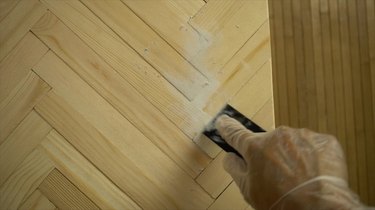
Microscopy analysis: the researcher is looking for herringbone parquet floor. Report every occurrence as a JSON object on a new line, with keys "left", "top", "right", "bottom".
{"left": 0, "top": 0, "right": 272, "bottom": 209}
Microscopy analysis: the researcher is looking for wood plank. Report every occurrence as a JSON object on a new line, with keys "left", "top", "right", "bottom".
{"left": 291, "top": 0, "right": 308, "bottom": 127}
{"left": 283, "top": 0, "right": 299, "bottom": 127}
{"left": 172, "top": 0, "right": 205, "bottom": 17}
{"left": 41, "top": 130, "right": 141, "bottom": 210}
{"left": 268, "top": 0, "right": 280, "bottom": 126}
{"left": 39, "top": 169, "right": 100, "bottom": 210}
{"left": 229, "top": 60, "right": 272, "bottom": 119}
{"left": 0, "top": 148, "right": 54, "bottom": 209}
{"left": 0, "top": 0, "right": 21, "bottom": 21}
{"left": 0, "top": 71, "right": 50, "bottom": 144}
{"left": 252, "top": 98, "right": 275, "bottom": 131}
{"left": 189, "top": 0, "right": 268, "bottom": 76}
{"left": 195, "top": 21, "right": 271, "bottom": 115}
{"left": 368, "top": 0, "right": 375, "bottom": 128}
{"left": 357, "top": 0, "right": 375, "bottom": 205}
{"left": 270, "top": 0, "right": 290, "bottom": 126}
{"left": 0, "top": 0, "right": 46, "bottom": 61}
{"left": 81, "top": 0, "right": 208, "bottom": 101}
{"left": 366, "top": 0, "right": 375, "bottom": 205}
{"left": 196, "top": 152, "right": 231, "bottom": 198}
{"left": 34, "top": 48, "right": 210, "bottom": 178}
{"left": 347, "top": 0, "right": 368, "bottom": 202}
{"left": 270, "top": 0, "right": 375, "bottom": 203}
{"left": 189, "top": 0, "right": 246, "bottom": 36}
{"left": 311, "top": 0, "right": 328, "bottom": 132}
{"left": 19, "top": 189, "right": 56, "bottom": 210}
{"left": 122, "top": 0, "right": 208, "bottom": 60}
{"left": 208, "top": 182, "right": 248, "bottom": 210}
{"left": 35, "top": 90, "right": 213, "bottom": 209}
{"left": 32, "top": 51, "right": 211, "bottom": 205}
{"left": 0, "top": 32, "right": 48, "bottom": 103}
{"left": 328, "top": 0, "right": 346, "bottom": 153}
{"left": 337, "top": 0, "right": 359, "bottom": 194}
{"left": 0, "top": 111, "right": 51, "bottom": 186}
{"left": 320, "top": 0, "right": 337, "bottom": 134}
{"left": 301, "top": 0, "right": 318, "bottom": 130}
{"left": 32, "top": 5, "right": 211, "bottom": 139}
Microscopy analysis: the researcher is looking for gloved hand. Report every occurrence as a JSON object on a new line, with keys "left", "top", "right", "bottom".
{"left": 216, "top": 115, "right": 365, "bottom": 210}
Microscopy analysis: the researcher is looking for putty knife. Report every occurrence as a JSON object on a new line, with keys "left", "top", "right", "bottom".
{"left": 203, "top": 104, "right": 265, "bottom": 158}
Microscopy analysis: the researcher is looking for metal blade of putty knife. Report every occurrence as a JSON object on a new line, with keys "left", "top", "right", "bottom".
{"left": 203, "top": 104, "right": 265, "bottom": 159}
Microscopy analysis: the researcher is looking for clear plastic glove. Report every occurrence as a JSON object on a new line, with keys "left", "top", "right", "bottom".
{"left": 216, "top": 115, "right": 366, "bottom": 210}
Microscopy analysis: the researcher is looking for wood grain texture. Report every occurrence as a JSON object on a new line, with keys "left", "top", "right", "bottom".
{"left": 269, "top": 0, "right": 375, "bottom": 205}
{"left": 0, "top": 71, "right": 50, "bottom": 143}
{"left": 0, "top": 0, "right": 21, "bottom": 21}
{"left": 0, "top": 0, "right": 274, "bottom": 208}
{"left": 122, "top": 0, "right": 208, "bottom": 60}
{"left": 230, "top": 60, "right": 273, "bottom": 119}
{"left": 0, "top": 0, "right": 46, "bottom": 61}
{"left": 32, "top": 2, "right": 211, "bottom": 139}
{"left": 33, "top": 46, "right": 209, "bottom": 178}
{"left": 19, "top": 190, "right": 56, "bottom": 210}
{"left": 0, "top": 149, "right": 54, "bottom": 209}
{"left": 39, "top": 169, "right": 100, "bottom": 210}
{"left": 190, "top": 0, "right": 245, "bottom": 36}
{"left": 252, "top": 98, "right": 275, "bottom": 131}
{"left": 31, "top": 48, "right": 213, "bottom": 206}
{"left": 337, "top": 0, "right": 359, "bottom": 193}
{"left": 365, "top": 0, "right": 375, "bottom": 201}
{"left": 32, "top": 44, "right": 214, "bottom": 208}
{"left": 347, "top": 0, "right": 368, "bottom": 202}
{"left": 189, "top": 0, "right": 268, "bottom": 75}
{"left": 35, "top": 90, "right": 213, "bottom": 210}
{"left": 195, "top": 21, "right": 271, "bottom": 115}
{"left": 328, "top": 0, "right": 346, "bottom": 154}
{"left": 31, "top": 10, "right": 211, "bottom": 175}
{"left": 81, "top": 0, "right": 209, "bottom": 101}
{"left": 208, "top": 182, "right": 249, "bottom": 210}
{"left": 41, "top": 130, "right": 141, "bottom": 210}
{"left": 0, "top": 111, "right": 51, "bottom": 186}
{"left": 196, "top": 152, "right": 232, "bottom": 198}
{"left": 0, "top": 33, "right": 48, "bottom": 104}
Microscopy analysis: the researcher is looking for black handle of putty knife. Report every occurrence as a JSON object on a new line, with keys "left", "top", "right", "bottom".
{"left": 203, "top": 105, "right": 266, "bottom": 159}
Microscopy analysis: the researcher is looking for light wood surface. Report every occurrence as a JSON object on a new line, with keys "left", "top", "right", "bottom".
{"left": 208, "top": 182, "right": 251, "bottom": 210}
{"left": 189, "top": 0, "right": 268, "bottom": 75}
{"left": 35, "top": 0, "right": 211, "bottom": 139}
{"left": 0, "top": 71, "right": 50, "bottom": 143}
{"left": 18, "top": 190, "right": 56, "bottom": 210}
{"left": 0, "top": 149, "right": 54, "bottom": 209}
{"left": 122, "top": 0, "right": 207, "bottom": 60}
{"left": 2, "top": 0, "right": 374, "bottom": 208}
{"left": 0, "top": 111, "right": 51, "bottom": 186}
{"left": 81, "top": 0, "right": 208, "bottom": 101}
{"left": 196, "top": 152, "right": 231, "bottom": 198}
{"left": 0, "top": 0, "right": 270, "bottom": 209}
{"left": 269, "top": 0, "right": 375, "bottom": 205}
{"left": 39, "top": 169, "right": 99, "bottom": 210}
{"left": 41, "top": 130, "right": 141, "bottom": 210}
{"left": 0, "top": 0, "right": 46, "bottom": 61}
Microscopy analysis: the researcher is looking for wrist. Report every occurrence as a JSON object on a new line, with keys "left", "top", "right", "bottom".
{"left": 272, "top": 176, "right": 363, "bottom": 210}
{"left": 313, "top": 181, "right": 363, "bottom": 210}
